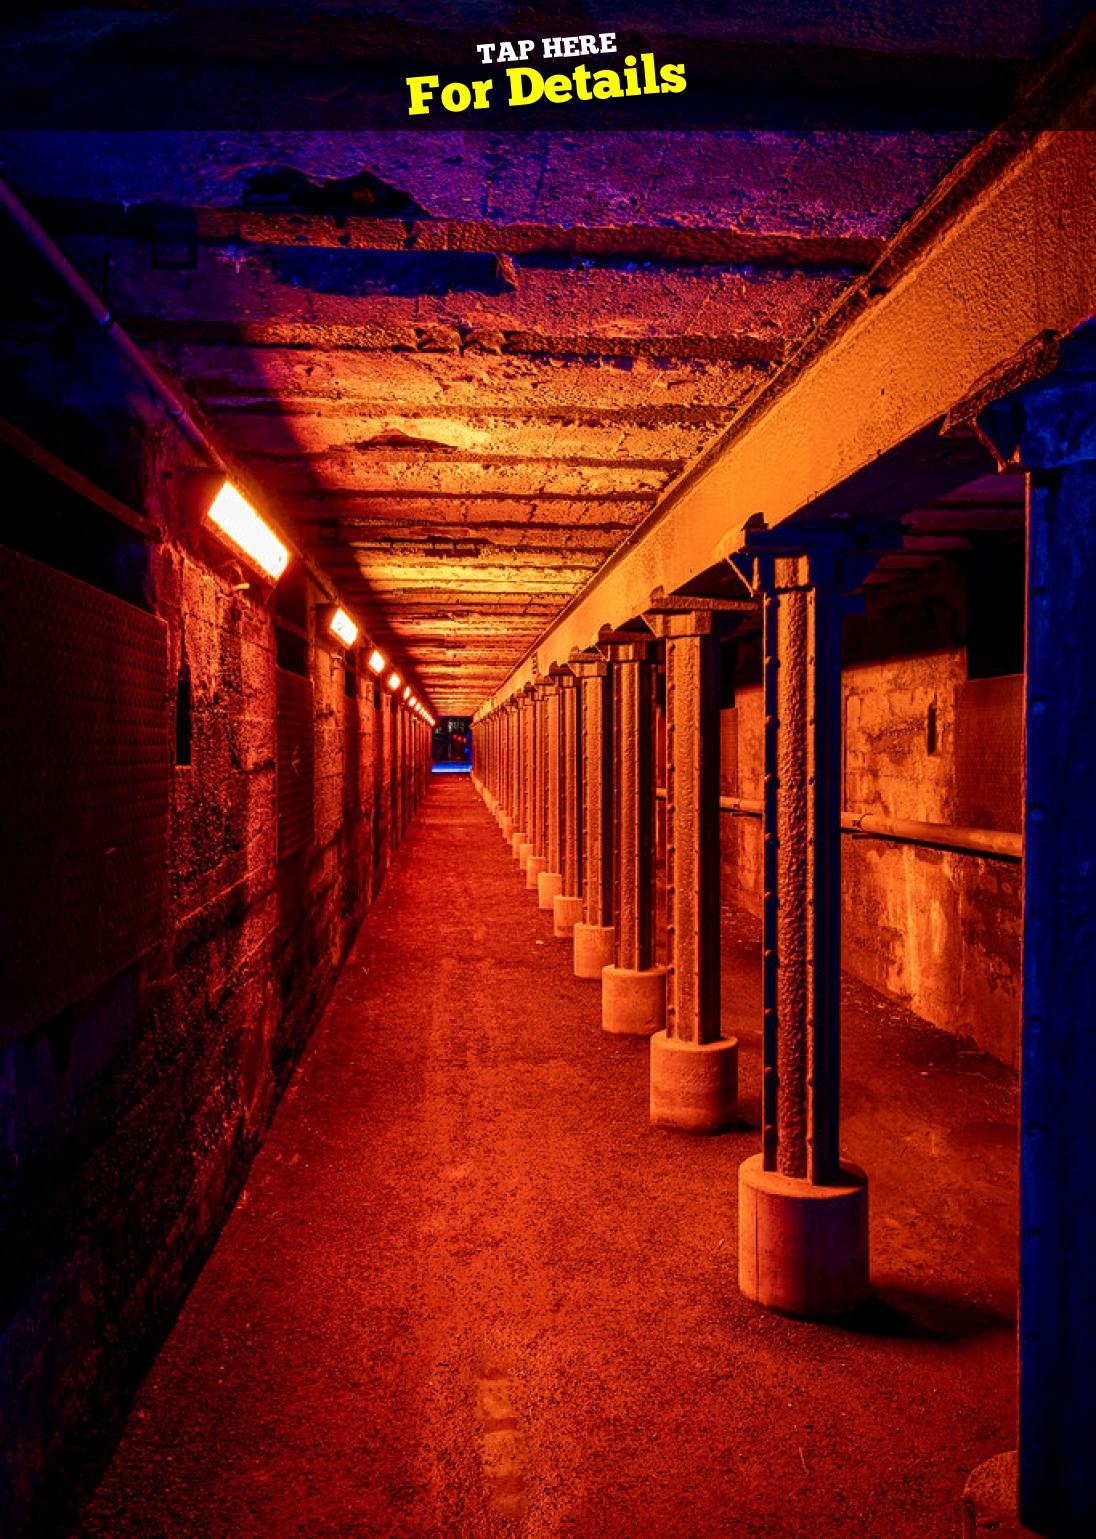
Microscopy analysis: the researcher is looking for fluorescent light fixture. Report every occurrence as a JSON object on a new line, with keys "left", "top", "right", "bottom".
{"left": 367, "top": 648, "right": 386, "bottom": 675}
{"left": 387, "top": 671, "right": 401, "bottom": 692}
{"left": 328, "top": 608, "right": 358, "bottom": 647}
{"left": 205, "top": 480, "right": 288, "bottom": 581}
{"left": 402, "top": 685, "right": 412, "bottom": 701}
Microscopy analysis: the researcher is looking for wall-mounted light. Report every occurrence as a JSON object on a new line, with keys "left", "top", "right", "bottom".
{"left": 402, "top": 685, "right": 412, "bottom": 701}
{"left": 387, "top": 671, "right": 401, "bottom": 692}
{"left": 206, "top": 480, "right": 288, "bottom": 581}
{"left": 327, "top": 607, "right": 358, "bottom": 648}
{"left": 367, "top": 648, "right": 386, "bottom": 675}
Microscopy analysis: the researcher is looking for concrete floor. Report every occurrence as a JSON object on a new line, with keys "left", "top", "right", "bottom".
{"left": 76, "top": 776, "right": 1019, "bottom": 1539}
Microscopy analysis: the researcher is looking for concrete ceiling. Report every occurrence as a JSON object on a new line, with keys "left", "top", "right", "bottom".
{"left": 0, "top": 4, "right": 1085, "bottom": 713}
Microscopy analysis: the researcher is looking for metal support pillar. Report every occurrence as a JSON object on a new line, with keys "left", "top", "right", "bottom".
{"left": 570, "top": 649, "right": 615, "bottom": 978}
{"left": 526, "top": 678, "right": 552, "bottom": 891}
{"left": 498, "top": 704, "right": 514, "bottom": 840}
{"left": 552, "top": 667, "right": 584, "bottom": 938}
{"left": 645, "top": 603, "right": 741, "bottom": 1130}
{"left": 538, "top": 670, "right": 566, "bottom": 911}
{"left": 732, "top": 527, "right": 887, "bottom": 1316}
{"left": 956, "top": 333, "right": 1096, "bottom": 1539}
{"left": 509, "top": 693, "right": 526, "bottom": 859}
{"left": 601, "top": 635, "right": 664, "bottom": 1036}
{"left": 517, "top": 687, "right": 536, "bottom": 871}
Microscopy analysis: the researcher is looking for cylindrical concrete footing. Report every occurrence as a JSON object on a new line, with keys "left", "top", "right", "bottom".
{"left": 537, "top": 870, "right": 562, "bottom": 910}
{"left": 573, "top": 922, "right": 615, "bottom": 979}
{"left": 511, "top": 830, "right": 526, "bottom": 861}
{"left": 553, "top": 893, "right": 584, "bottom": 938}
{"left": 517, "top": 841, "right": 533, "bottom": 873}
{"left": 526, "top": 854, "right": 547, "bottom": 889}
{"left": 737, "top": 1154, "right": 869, "bottom": 1317}
{"left": 500, "top": 812, "right": 513, "bottom": 840}
{"left": 649, "top": 1031, "right": 739, "bottom": 1132}
{"left": 602, "top": 964, "right": 666, "bottom": 1036}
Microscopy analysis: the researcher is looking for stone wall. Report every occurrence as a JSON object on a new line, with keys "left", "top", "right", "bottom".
{"left": 0, "top": 324, "right": 409, "bottom": 1538}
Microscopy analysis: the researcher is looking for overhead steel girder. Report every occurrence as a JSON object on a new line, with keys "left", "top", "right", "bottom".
{"left": 475, "top": 128, "right": 1096, "bottom": 717}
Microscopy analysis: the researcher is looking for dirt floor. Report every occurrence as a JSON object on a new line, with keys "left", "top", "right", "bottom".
{"left": 76, "top": 774, "right": 1019, "bottom": 1539}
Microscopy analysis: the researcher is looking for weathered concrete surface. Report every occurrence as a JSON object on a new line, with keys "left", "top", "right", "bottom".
{"left": 75, "top": 776, "right": 1018, "bottom": 1539}
{"left": 0, "top": 116, "right": 1010, "bottom": 715}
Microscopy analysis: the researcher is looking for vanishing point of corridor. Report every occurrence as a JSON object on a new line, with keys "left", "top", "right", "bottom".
{"left": 77, "top": 775, "right": 1017, "bottom": 1539}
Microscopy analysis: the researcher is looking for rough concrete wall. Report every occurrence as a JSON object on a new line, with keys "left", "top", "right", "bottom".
{"left": 0, "top": 420, "right": 396, "bottom": 1539}
{"left": 720, "top": 564, "right": 1022, "bottom": 1065}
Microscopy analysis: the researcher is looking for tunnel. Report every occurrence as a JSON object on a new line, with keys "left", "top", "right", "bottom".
{"left": 1, "top": 6, "right": 1095, "bottom": 1538}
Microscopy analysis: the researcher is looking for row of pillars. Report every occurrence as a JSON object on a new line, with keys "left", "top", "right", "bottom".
{"left": 471, "top": 528, "right": 884, "bottom": 1320}
{"left": 470, "top": 337, "right": 1096, "bottom": 1534}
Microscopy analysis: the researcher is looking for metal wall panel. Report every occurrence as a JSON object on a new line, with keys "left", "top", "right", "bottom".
{"left": 0, "top": 544, "right": 169, "bottom": 1044}
{"left": 276, "top": 666, "right": 314, "bottom": 861}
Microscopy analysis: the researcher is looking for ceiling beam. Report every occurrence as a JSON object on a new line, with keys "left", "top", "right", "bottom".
{"left": 125, "top": 317, "right": 783, "bottom": 364}
{"left": 33, "top": 200, "right": 885, "bottom": 270}
{"left": 475, "top": 128, "right": 1096, "bottom": 715}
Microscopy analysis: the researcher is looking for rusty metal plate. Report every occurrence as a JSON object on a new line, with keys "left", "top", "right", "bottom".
{"left": 0, "top": 544, "right": 169, "bottom": 1045}
{"left": 276, "top": 667, "right": 314, "bottom": 861}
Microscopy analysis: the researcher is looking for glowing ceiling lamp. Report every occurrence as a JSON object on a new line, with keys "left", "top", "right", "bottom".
{"left": 387, "top": 671, "right": 401, "bottom": 692}
{"left": 206, "top": 480, "right": 288, "bottom": 581}
{"left": 402, "top": 685, "right": 412, "bottom": 701}
{"left": 367, "top": 648, "right": 386, "bottom": 675}
{"left": 327, "top": 607, "right": 358, "bottom": 648}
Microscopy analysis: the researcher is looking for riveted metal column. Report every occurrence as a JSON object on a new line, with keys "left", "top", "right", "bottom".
{"left": 484, "top": 710, "right": 493, "bottom": 805}
{"left": 954, "top": 352, "right": 1096, "bottom": 1538}
{"left": 538, "top": 672, "right": 566, "bottom": 911}
{"left": 517, "top": 687, "right": 536, "bottom": 871}
{"left": 498, "top": 703, "right": 514, "bottom": 841}
{"left": 552, "top": 667, "right": 584, "bottom": 938}
{"left": 645, "top": 606, "right": 739, "bottom": 1130}
{"left": 526, "top": 679, "right": 551, "bottom": 891}
{"left": 509, "top": 694, "right": 526, "bottom": 859}
{"left": 733, "top": 530, "right": 886, "bottom": 1317}
{"left": 504, "top": 704, "right": 523, "bottom": 861}
{"left": 569, "top": 649, "right": 615, "bottom": 977}
{"left": 601, "top": 636, "right": 664, "bottom": 1036}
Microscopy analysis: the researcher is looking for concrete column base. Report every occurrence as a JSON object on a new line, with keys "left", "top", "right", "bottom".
{"left": 537, "top": 869, "right": 562, "bottom": 910}
{"left": 500, "top": 812, "right": 513, "bottom": 840}
{"left": 602, "top": 964, "right": 666, "bottom": 1036}
{"left": 649, "top": 1031, "right": 739, "bottom": 1132}
{"left": 525, "top": 853, "right": 547, "bottom": 889}
{"left": 510, "top": 830, "right": 526, "bottom": 861}
{"left": 573, "top": 922, "right": 615, "bottom": 979}
{"left": 517, "top": 841, "right": 533, "bottom": 873}
{"left": 961, "top": 1453, "right": 1036, "bottom": 1539}
{"left": 552, "top": 893, "right": 584, "bottom": 938}
{"left": 738, "top": 1154, "right": 869, "bottom": 1317}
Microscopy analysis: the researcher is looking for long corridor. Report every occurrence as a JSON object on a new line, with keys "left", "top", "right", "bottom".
{"left": 76, "top": 775, "right": 1017, "bottom": 1539}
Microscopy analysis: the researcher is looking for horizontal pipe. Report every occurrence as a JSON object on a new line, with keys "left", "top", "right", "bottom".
{"left": 655, "top": 787, "right": 1022, "bottom": 862}
{"left": 0, "top": 174, "right": 219, "bottom": 462}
